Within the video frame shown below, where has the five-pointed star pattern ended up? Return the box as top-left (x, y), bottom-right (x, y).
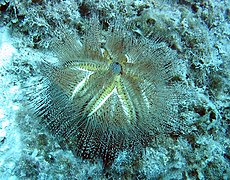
top-left (34, 20), bottom-right (182, 165)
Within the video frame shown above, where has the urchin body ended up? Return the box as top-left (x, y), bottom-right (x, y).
top-left (33, 19), bottom-right (182, 166)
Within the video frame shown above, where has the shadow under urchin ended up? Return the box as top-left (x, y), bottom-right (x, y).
top-left (31, 17), bottom-right (184, 167)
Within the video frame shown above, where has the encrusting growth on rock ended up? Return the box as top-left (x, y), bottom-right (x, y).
top-left (31, 18), bottom-right (185, 167)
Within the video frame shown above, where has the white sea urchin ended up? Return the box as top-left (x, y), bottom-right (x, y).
top-left (32, 18), bottom-right (184, 166)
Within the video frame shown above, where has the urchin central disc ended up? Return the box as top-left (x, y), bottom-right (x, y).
top-left (110, 62), bottom-right (122, 74)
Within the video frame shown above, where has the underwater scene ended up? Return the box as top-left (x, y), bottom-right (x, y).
top-left (0, 0), bottom-right (229, 179)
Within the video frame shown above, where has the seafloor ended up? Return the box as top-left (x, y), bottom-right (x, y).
top-left (0, 0), bottom-right (229, 179)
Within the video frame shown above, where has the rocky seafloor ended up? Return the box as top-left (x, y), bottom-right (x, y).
top-left (0, 0), bottom-right (229, 179)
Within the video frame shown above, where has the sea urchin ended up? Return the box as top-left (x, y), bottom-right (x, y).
top-left (32, 18), bottom-right (183, 166)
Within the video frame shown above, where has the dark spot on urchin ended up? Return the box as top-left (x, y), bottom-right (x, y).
top-left (146, 18), bottom-right (156, 26)
top-left (79, 2), bottom-right (91, 17)
top-left (110, 62), bottom-right (122, 75)
top-left (191, 3), bottom-right (199, 13)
